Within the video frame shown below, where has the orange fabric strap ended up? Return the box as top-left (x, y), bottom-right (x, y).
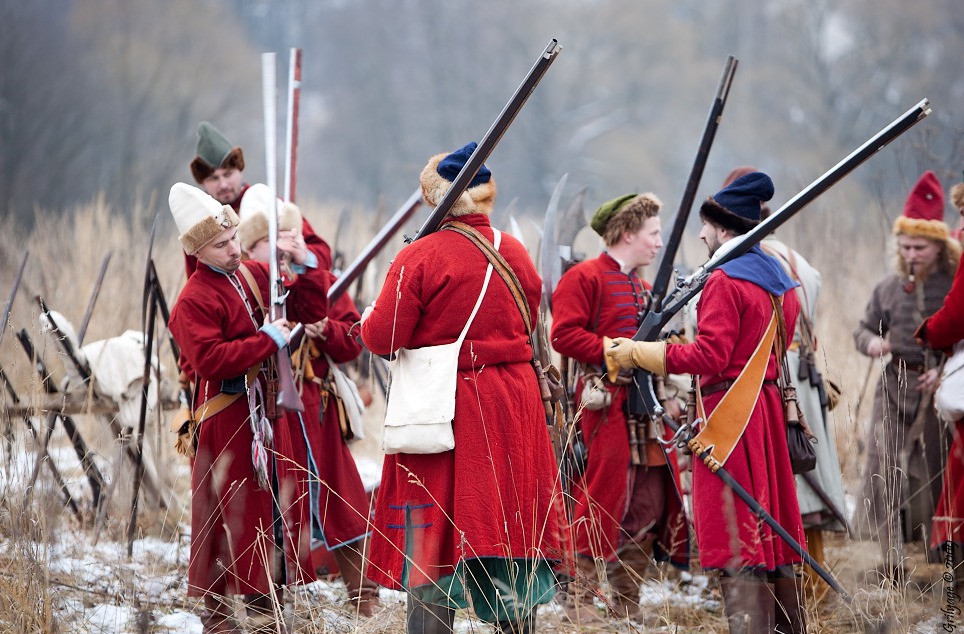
top-left (687, 301), bottom-right (779, 472)
top-left (193, 364), bottom-right (261, 424)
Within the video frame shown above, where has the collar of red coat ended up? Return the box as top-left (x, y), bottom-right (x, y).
top-left (441, 213), bottom-right (490, 231)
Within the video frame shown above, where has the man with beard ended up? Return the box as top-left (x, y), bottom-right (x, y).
top-left (185, 121), bottom-right (331, 277)
top-left (167, 182), bottom-right (328, 633)
top-left (607, 171), bottom-right (806, 633)
top-left (852, 170), bottom-right (960, 582)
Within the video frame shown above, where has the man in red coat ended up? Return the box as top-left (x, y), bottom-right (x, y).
top-left (916, 177), bottom-right (964, 591)
top-left (550, 192), bottom-right (689, 623)
top-left (167, 182), bottom-right (328, 633)
top-left (360, 143), bottom-right (567, 634)
top-left (184, 121), bottom-right (331, 277)
top-left (607, 171), bottom-right (806, 633)
top-left (237, 184), bottom-right (381, 617)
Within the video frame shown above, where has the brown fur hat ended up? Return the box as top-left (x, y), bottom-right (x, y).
top-left (189, 122), bottom-right (245, 184)
top-left (419, 152), bottom-right (497, 217)
top-left (599, 193), bottom-right (662, 247)
top-left (237, 183), bottom-right (303, 252)
top-left (951, 182), bottom-right (964, 211)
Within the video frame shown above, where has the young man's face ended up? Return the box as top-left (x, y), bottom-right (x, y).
top-left (197, 226), bottom-right (242, 273)
top-left (202, 167), bottom-right (244, 205)
top-left (699, 219), bottom-right (728, 257)
top-left (245, 237), bottom-right (271, 264)
top-left (897, 233), bottom-right (942, 274)
top-left (624, 215), bottom-right (663, 268)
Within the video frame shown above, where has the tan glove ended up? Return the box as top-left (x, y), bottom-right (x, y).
top-left (606, 338), bottom-right (667, 376)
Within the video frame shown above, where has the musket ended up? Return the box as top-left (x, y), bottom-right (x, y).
top-left (1, 251), bottom-right (28, 347)
top-left (328, 189), bottom-right (422, 304)
top-left (629, 98), bottom-right (931, 600)
top-left (409, 38), bottom-right (562, 242)
top-left (649, 55), bottom-right (737, 313)
top-left (284, 47), bottom-right (302, 204)
top-left (77, 252), bottom-right (112, 345)
top-left (263, 51), bottom-right (304, 414)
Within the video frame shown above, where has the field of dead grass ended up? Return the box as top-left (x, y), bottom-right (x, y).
top-left (0, 194), bottom-right (955, 633)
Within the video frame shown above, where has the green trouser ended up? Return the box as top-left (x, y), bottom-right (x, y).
top-left (407, 557), bottom-right (556, 624)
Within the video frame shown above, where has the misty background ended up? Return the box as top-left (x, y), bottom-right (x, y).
top-left (1, 0), bottom-right (962, 260)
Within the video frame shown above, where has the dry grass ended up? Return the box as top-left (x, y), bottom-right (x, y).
top-left (0, 195), bottom-right (955, 632)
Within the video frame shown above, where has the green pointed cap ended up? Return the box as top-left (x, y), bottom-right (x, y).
top-left (195, 121), bottom-right (234, 168)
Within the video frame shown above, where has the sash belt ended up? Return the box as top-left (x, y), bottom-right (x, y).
top-left (702, 378), bottom-right (778, 397)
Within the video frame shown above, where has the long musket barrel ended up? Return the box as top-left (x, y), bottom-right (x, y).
top-left (636, 98), bottom-right (931, 347)
top-left (284, 48), bottom-right (302, 204)
top-left (262, 52), bottom-right (284, 322)
top-left (327, 189), bottom-right (422, 303)
top-left (649, 55), bottom-right (737, 312)
top-left (410, 38), bottom-right (562, 242)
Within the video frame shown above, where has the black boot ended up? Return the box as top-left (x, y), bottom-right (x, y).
top-left (406, 594), bottom-right (455, 634)
top-left (773, 572), bottom-right (807, 634)
top-left (495, 606), bottom-right (538, 633)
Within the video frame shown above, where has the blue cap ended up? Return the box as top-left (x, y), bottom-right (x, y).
top-left (436, 142), bottom-right (491, 188)
top-left (712, 171), bottom-right (774, 222)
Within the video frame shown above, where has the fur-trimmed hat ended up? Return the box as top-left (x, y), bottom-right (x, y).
top-left (419, 142), bottom-right (497, 216)
top-left (237, 183), bottom-right (303, 252)
top-left (169, 183), bottom-right (239, 255)
top-left (893, 171), bottom-right (949, 242)
top-left (950, 171), bottom-right (964, 211)
top-left (591, 193), bottom-right (662, 246)
top-left (189, 122), bottom-right (245, 184)
top-left (700, 171), bottom-right (774, 235)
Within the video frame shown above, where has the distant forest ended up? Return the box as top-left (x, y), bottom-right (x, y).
top-left (1, 0), bottom-right (962, 239)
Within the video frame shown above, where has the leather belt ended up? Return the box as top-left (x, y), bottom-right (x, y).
top-left (890, 357), bottom-right (927, 374)
top-left (701, 378), bottom-right (778, 397)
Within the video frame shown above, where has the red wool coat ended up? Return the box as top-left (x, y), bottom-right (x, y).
top-left (665, 270), bottom-right (804, 571)
top-left (169, 261), bottom-right (328, 596)
top-left (921, 258), bottom-right (964, 549)
top-left (182, 183), bottom-right (333, 278)
top-left (550, 253), bottom-right (689, 566)
top-left (360, 213), bottom-right (568, 589)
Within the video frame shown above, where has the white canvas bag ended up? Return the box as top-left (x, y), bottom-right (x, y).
top-left (382, 230), bottom-right (501, 454)
top-left (935, 340), bottom-right (964, 423)
top-left (325, 354), bottom-right (367, 441)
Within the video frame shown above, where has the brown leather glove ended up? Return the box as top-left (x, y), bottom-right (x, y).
top-left (606, 338), bottom-right (667, 376)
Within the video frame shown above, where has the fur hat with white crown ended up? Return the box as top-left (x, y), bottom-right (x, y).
top-left (169, 183), bottom-right (239, 255)
top-left (419, 142), bottom-right (497, 216)
top-left (237, 184), bottom-right (303, 252)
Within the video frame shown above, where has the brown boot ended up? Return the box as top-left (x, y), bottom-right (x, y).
top-left (607, 537), bottom-right (652, 620)
top-left (333, 542), bottom-right (382, 617)
top-left (719, 572), bottom-right (775, 634)
top-left (200, 594), bottom-right (241, 634)
top-left (557, 556), bottom-right (605, 626)
top-left (244, 591), bottom-right (287, 634)
top-left (773, 574), bottom-right (807, 634)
